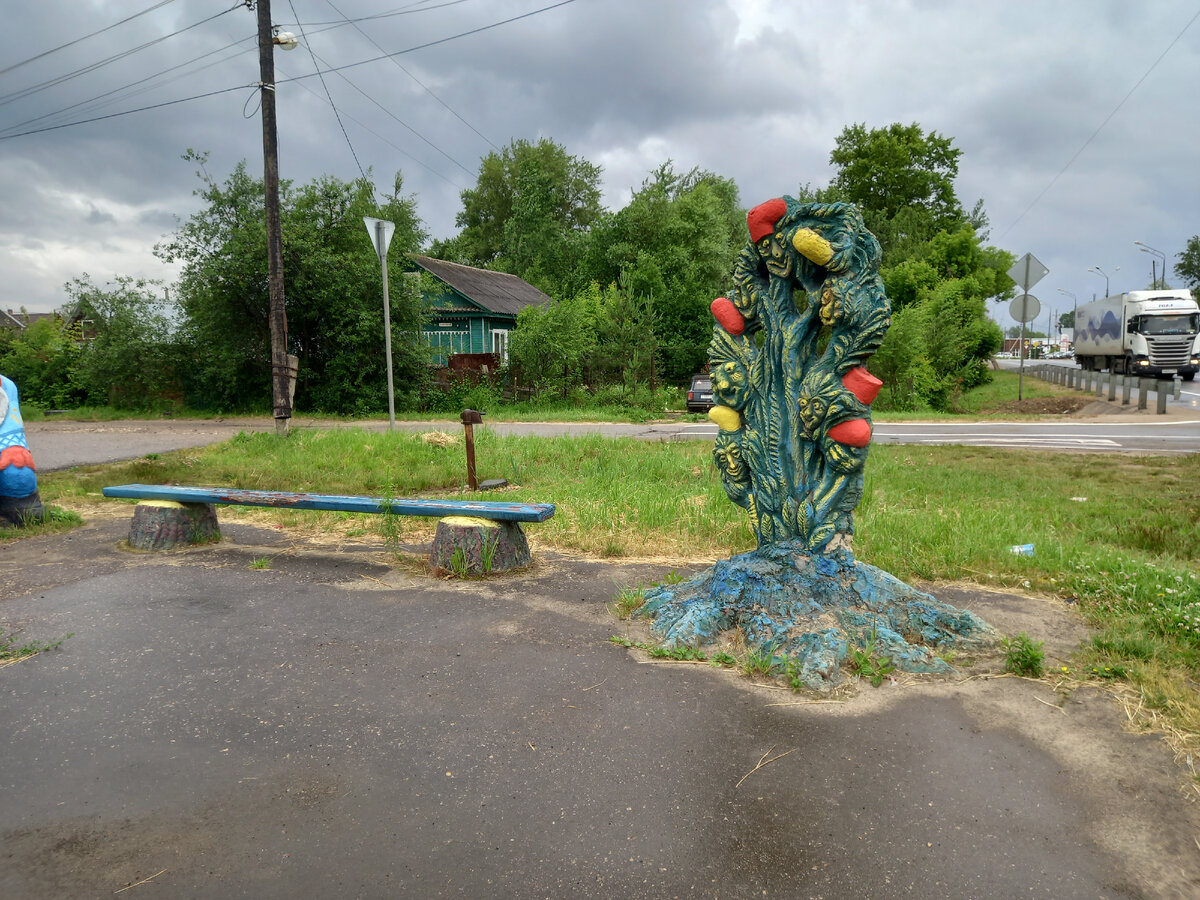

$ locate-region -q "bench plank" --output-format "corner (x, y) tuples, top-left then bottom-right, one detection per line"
(102, 484), (555, 523)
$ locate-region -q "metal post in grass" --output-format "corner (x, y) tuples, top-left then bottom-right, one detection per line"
(1122, 376), (1132, 405)
(1156, 382), (1168, 414)
(1108, 372), (1117, 402)
(1138, 379), (1149, 410)
(460, 408), (483, 491)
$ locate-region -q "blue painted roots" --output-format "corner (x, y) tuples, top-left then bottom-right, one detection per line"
(639, 544), (996, 691)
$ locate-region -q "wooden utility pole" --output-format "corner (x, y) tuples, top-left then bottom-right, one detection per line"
(255, 0), (292, 435)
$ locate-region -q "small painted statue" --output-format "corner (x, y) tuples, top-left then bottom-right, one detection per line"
(0, 374), (46, 526)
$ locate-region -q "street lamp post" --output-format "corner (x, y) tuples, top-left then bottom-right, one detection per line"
(255, 0), (298, 436)
(1088, 266), (1110, 298)
(1056, 288), (1076, 343)
(1134, 241), (1166, 289)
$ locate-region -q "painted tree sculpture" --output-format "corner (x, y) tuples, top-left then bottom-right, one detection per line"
(640, 198), (994, 690)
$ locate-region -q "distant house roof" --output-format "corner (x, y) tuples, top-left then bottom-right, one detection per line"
(1, 309), (62, 331)
(411, 255), (552, 317)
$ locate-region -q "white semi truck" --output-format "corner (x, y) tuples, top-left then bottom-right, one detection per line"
(1073, 290), (1200, 381)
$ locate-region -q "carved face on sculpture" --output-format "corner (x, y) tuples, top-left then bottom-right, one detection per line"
(712, 360), (749, 408)
(713, 434), (749, 484)
(797, 392), (827, 439)
(819, 283), (842, 326)
(757, 232), (794, 279)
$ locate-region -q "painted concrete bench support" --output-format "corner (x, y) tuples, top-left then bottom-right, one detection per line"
(102, 485), (554, 573)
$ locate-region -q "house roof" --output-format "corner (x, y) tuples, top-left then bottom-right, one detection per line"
(411, 255), (552, 317)
(1, 309), (60, 331)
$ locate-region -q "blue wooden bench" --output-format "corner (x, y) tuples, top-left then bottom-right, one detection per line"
(101, 484), (555, 522)
(102, 484), (555, 571)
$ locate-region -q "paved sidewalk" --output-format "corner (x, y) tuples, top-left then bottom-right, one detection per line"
(2, 517), (1199, 898)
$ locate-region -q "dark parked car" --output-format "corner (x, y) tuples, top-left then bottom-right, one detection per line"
(687, 374), (714, 412)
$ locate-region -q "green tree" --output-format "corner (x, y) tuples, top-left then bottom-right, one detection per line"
(584, 162), (745, 378)
(157, 154), (428, 414)
(874, 280), (1002, 411)
(508, 284), (600, 398)
(1175, 236), (1200, 293)
(831, 122), (964, 232)
(444, 138), (602, 295)
(66, 275), (179, 408)
(0, 315), (83, 409)
(1058, 310), (1075, 330)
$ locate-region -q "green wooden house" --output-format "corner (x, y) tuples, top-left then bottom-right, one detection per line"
(412, 255), (552, 365)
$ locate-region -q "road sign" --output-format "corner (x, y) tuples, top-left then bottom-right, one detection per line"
(1010, 293), (1041, 323)
(363, 217), (398, 429)
(363, 217), (395, 261)
(1007, 253), (1048, 291)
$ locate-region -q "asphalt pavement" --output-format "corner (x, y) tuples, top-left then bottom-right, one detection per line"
(3, 516), (1200, 897)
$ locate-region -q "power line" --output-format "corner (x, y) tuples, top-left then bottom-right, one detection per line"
(0, 0), (182, 77)
(279, 58), (468, 190)
(307, 45), (475, 175)
(324, 0), (498, 152)
(0, 2), (244, 109)
(290, 0), (478, 29)
(1, 36), (255, 137)
(0, 85), (256, 141)
(287, 0), (366, 181)
(997, 6), (1200, 241)
(0, 0), (577, 143)
(278, 0), (579, 85)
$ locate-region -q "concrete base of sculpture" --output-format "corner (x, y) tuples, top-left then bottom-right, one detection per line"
(639, 542), (996, 691)
(429, 515), (531, 575)
(0, 491), (46, 527)
(128, 500), (220, 550)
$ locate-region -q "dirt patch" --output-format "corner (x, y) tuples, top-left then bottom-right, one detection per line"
(986, 395), (1097, 416)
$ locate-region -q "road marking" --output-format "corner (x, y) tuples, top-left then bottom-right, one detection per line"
(878, 436), (1121, 448)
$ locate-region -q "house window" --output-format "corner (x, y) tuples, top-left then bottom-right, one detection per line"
(491, 329), (509, 362)
(424, 329), (470, 365)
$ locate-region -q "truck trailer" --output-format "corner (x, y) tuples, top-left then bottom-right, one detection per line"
(1073, 290), (1200, 381)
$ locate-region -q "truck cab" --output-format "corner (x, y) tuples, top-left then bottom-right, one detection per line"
(1074, 290), (1200, 381)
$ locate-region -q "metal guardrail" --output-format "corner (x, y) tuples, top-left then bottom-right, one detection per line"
(1026, 365), (1180, 414)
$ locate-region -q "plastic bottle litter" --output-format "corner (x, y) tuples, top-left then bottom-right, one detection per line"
(1009, 543), (1035, 556)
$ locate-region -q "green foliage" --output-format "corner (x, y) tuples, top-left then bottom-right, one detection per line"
(740, 646), (779, 678)
(847, 630), (897, 686)
(0, 316), (83, 408)
(1175, 235), (1200, 293)
(585, 163), (745, 355)
(829, 122), (966, 256)
(508, 284), (601, 398)
(612, 586), (647, 619)
(1001, 632), (1045, 677)
(66, 275), (180, 409)
(872, 236), (1004, 412)
(156, 153), (429, 414)
(444, 137), (602, 297)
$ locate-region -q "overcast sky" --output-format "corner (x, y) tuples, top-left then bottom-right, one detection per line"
(1, 0), (1197, 335)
